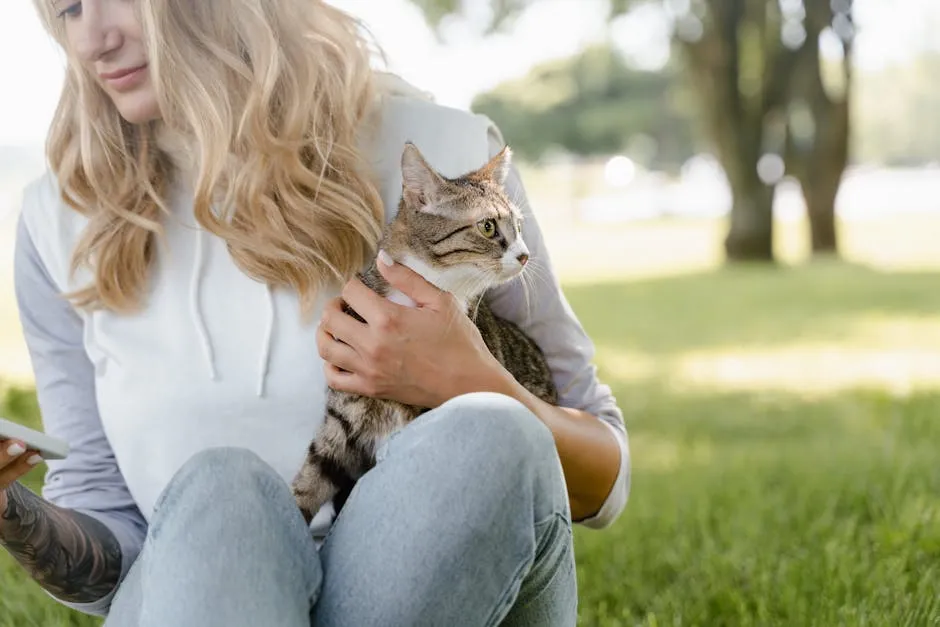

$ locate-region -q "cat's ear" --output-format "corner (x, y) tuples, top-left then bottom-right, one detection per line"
(401, 142), (445, 210)
(477, 145), (512, 186)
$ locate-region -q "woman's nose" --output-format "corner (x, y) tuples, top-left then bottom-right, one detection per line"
(70, 5), (124, 64)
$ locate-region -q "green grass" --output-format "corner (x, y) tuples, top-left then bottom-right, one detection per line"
(2, 262), (940, 626)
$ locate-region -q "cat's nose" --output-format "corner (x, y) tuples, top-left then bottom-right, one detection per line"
(516, 253), (529, 266)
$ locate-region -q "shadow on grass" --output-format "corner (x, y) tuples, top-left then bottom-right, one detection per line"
(563, 263), (940, 356)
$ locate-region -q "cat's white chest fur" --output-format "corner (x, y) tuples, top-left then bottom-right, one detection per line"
(383, 253), (477, 312)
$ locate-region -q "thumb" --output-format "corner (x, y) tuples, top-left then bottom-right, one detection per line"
(376, 250), (444, 307)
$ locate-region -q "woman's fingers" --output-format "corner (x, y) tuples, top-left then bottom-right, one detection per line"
(0, 439), (42, 488)
(324, 363), (372, 397)
(320, 296), (368, 349)
(317, 324), (363, 374)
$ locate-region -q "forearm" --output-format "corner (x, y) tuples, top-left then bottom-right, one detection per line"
(0, 482), (123, 604)
(488, 374), (621, 522)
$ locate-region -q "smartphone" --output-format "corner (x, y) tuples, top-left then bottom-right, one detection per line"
(0, 417), (70, 461)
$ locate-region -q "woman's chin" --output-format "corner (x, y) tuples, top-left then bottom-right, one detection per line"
(111, 89), (162, 125)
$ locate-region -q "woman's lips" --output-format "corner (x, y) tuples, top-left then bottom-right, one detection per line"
(100, 64), (148, 92)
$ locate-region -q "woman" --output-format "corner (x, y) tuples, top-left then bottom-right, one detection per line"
(0, 0), (630, 625)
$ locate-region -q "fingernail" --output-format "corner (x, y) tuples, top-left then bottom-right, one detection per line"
(27, 454), (43, 466)
(377, 249), (394, 267)
(6, 443), (25, 456)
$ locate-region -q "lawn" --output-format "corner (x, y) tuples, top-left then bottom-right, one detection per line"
(2, 261), (938, 626)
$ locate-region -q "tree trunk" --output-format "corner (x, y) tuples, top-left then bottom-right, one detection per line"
(724, 165), (775, 260)
(802, 157), (841, 254)
(680, 0), (781, 263)
(787, 75), (848, 256)
(796, 78), (849, 255)
(785, 1), (853, 256)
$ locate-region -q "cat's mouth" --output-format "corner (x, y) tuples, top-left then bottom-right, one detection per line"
(491, 262), (526, 286)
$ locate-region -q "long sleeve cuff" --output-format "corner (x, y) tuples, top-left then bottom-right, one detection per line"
(576, 420), (631, 529)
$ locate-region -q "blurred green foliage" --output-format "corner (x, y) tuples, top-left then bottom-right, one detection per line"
(410, 0), (639, 33)
(472, 46), (704, 170)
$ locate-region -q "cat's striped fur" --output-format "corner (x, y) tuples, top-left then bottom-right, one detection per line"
(291, 142), (557, 523)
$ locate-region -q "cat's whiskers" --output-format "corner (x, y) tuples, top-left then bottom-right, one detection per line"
(522, 257), (554, 325)
(508, 186), (526, 212)
(521, 258), (550, 285)
(469, 293), (486, 323)
(438, 272), (492, 339)
(517, 269), (534, 327)
(463, 272), (495, 313)
(504, 183), (530, 218)
(498, 266), (535, 327)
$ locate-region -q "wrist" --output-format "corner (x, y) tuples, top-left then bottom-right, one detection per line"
(447, 360), (515, 405)
(480, 363), (544, 415)
(479, 360), (518, 396)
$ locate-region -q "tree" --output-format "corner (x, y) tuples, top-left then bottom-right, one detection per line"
(409, 0), (854, 262)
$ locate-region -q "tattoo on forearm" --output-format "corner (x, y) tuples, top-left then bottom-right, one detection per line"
(0, 482), (123, 603)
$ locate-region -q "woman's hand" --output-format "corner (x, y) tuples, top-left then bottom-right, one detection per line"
(0, 439), (43, 514)
(317, 254), (510, 408)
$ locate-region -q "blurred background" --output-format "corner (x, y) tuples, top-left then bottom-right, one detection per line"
(1, 1), (938, 625)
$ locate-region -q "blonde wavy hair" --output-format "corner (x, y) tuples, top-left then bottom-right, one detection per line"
(32, 0), (385, 315)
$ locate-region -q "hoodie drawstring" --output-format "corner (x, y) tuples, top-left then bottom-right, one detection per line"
(190, 227), (275, 396)
(190, 228), (217, 381)
(257, 285), (275, 398)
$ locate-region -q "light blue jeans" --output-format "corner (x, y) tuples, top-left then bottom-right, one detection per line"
(104, 392), (578, 626)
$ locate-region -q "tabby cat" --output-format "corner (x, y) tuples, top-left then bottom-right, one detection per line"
(291, 142), (558, 523)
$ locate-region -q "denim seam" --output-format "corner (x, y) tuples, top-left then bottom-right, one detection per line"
(482, 511), (572, 627)
(512, 542), (574, 614)
(512, 512), (574, 610)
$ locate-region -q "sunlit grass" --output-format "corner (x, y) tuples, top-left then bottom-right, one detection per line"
(3, 260), (939, 625)
(595, 314), (940, 397)
(674, 343), (940, 396)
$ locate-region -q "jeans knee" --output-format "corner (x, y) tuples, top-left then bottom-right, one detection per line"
(154, 446), (283, 514)
(423, 393), (563, 514)
(440, 392), (557, 464)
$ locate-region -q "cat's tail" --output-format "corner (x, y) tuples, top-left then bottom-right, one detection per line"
(292, 405), (373, 523)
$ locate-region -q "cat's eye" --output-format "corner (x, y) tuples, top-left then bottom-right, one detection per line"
(477, 219), (497, 239)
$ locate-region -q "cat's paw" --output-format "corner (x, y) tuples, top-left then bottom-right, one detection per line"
(292, 486), (316, 525)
